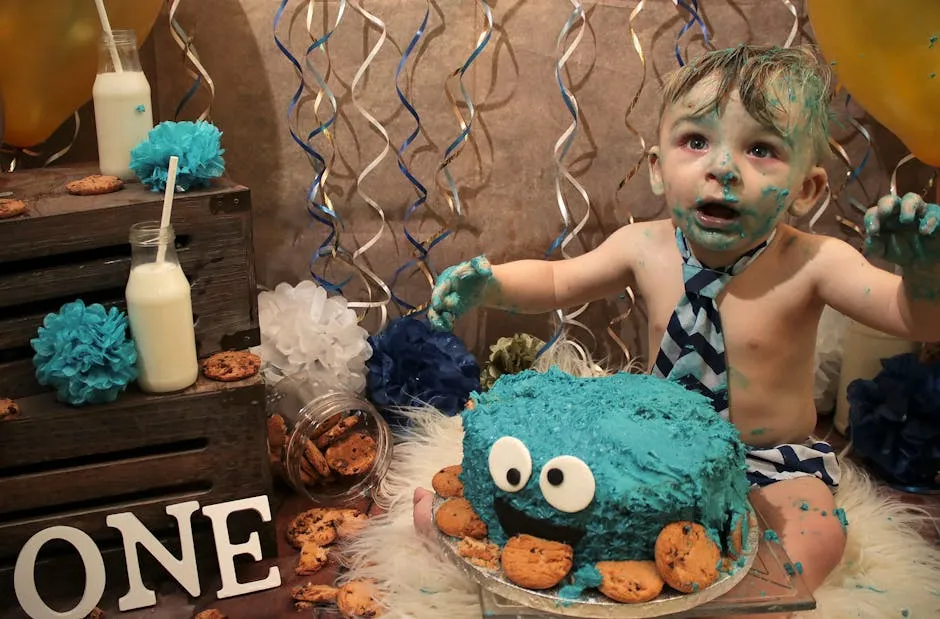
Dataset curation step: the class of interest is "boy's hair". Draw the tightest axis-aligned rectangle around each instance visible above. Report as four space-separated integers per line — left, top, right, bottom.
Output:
660 44 833 164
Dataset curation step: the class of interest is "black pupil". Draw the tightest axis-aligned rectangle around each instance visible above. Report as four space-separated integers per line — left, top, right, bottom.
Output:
506 468 521 486
547 468 564 486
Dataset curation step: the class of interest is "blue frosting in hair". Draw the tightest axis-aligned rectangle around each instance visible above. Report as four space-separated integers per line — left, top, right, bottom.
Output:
460 367 750 568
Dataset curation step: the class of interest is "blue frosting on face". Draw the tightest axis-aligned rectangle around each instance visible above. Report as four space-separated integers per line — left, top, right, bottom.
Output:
460 368 750 568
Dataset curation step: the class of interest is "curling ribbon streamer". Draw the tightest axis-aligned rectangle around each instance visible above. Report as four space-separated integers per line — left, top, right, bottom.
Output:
608 0 648 363
436 0 493 221
303 0 347 288
841 94 873 212
346 0 392 329
779 0 798 48
389 2 435 311
889 153 918 197
1 112 81 172
672 0 710 67
539 0 594 360
274 0 347 292
301 1 389 324
393 0 492 317
168 0 215 121
808 134 852 232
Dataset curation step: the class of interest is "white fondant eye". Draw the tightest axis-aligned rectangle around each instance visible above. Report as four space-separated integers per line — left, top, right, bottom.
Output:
488 436 532 493
539 455 596 513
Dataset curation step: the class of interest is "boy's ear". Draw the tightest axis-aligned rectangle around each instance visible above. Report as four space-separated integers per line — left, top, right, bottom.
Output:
648 146 665 196
789 165 828 217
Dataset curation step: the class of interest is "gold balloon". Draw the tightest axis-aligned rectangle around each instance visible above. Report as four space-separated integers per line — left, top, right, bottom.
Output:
808 0 940 167
0 0 163 148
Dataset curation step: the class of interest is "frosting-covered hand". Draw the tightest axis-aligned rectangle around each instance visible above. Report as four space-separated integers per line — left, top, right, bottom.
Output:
427 255 493 331
864 192 940 266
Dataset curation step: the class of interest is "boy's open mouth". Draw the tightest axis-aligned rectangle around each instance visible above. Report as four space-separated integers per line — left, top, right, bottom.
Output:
695 201 740 227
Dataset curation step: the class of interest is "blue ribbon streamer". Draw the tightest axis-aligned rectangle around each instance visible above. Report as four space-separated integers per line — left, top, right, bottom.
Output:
389 3 433 311
436 0 494 219
540 1 594 359
543 6 584 259
674 0 710 67
273 0 347 293
174 75 202 121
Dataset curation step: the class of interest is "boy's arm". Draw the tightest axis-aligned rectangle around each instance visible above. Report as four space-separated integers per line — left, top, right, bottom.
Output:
428 222 646 331
487 223 644 313
811 194 940 342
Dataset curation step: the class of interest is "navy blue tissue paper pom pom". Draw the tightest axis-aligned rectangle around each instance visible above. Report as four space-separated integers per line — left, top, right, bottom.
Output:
366 317 480 426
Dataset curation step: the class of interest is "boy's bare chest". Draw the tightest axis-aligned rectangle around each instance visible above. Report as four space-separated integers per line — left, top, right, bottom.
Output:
639 253 818 362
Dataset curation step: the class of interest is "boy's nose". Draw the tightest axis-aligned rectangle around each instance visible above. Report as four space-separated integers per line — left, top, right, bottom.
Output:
706 157 739 186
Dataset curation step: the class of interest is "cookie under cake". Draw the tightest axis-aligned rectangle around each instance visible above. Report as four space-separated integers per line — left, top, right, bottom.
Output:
0 163 273 610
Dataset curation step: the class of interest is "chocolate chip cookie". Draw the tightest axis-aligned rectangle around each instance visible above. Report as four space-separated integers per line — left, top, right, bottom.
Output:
66 174 124 196
200 351 261 382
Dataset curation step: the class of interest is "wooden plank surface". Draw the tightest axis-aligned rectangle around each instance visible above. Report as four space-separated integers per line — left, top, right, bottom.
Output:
0 217 256 346
0 375 263 466
0 375 271 560
0 163 249 262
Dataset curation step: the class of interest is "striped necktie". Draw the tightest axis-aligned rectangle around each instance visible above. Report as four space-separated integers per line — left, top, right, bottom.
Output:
653 227 775 419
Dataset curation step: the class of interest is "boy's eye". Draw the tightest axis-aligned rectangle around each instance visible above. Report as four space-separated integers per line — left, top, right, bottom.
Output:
748 143 777 159
684 134 708 150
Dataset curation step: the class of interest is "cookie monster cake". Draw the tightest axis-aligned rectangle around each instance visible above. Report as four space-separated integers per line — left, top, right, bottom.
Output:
458 367 750 571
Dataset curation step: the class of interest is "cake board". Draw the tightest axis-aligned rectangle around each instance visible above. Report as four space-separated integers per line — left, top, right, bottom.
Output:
434 496 760 618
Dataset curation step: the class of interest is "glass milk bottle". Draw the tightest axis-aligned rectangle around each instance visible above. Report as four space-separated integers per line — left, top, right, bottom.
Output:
125 222 199 393
92 29 154 180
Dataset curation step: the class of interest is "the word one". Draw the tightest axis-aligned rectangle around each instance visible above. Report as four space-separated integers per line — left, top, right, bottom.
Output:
14 496 279 619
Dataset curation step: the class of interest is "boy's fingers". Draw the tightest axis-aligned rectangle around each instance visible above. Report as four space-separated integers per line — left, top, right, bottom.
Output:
920 204 940 235
863 207 880 235
876 194 900 219
431 280 453 307
442 291 461 310
899 192 923 224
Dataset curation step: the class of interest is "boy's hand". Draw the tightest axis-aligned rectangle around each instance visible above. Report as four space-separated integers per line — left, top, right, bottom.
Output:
427 255 493 331
864 192 940 266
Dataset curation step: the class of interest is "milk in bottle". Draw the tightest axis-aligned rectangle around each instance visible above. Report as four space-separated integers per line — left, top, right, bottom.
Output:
125 222 199 393
92 30 154 180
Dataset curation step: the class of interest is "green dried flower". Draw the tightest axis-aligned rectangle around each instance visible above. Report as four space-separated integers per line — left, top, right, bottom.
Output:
479 333 545 390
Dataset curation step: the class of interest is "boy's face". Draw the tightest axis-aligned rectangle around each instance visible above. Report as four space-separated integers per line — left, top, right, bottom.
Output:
648 77 827 262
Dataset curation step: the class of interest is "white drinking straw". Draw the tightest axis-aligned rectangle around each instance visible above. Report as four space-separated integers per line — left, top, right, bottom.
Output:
94 0 124 73
156 156 180 264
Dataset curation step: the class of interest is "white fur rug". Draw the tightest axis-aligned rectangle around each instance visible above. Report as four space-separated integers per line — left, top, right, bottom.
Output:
340 407 940 619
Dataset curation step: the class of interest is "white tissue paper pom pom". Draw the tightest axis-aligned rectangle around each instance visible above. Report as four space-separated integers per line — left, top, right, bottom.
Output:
253 281 372 393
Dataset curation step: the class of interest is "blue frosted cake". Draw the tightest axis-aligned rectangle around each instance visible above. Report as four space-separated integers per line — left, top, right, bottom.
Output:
459 367 750 570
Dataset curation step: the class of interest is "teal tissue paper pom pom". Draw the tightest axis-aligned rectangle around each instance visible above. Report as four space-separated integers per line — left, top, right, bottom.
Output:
129 120 225 192
30 300 139 407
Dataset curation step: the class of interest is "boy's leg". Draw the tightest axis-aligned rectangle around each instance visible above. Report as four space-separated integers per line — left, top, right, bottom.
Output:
720 476 846 619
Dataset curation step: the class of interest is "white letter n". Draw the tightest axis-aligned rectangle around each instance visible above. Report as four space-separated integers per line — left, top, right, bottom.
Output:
106 501 201 611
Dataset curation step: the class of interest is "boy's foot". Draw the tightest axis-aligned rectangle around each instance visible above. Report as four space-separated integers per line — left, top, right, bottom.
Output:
413 487 434 538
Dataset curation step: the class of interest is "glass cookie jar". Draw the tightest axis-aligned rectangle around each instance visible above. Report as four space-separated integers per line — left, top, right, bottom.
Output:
265 373 391 504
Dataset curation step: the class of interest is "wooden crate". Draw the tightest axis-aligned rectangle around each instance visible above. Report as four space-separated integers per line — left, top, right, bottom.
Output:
0 375 271 564
0 166 275 610
0 163 260 399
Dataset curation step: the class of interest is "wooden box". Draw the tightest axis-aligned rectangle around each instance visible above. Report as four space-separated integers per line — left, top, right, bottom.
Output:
0 166 274 608
0 375 271 562
0 163 260 399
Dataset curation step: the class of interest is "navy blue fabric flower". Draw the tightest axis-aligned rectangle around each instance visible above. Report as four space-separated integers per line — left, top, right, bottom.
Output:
31 300 138 407
847 353 940 488
130 120 225 192
366 317 480 425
